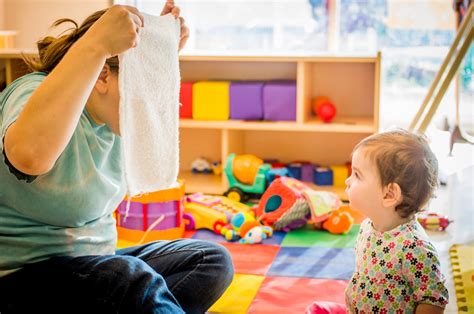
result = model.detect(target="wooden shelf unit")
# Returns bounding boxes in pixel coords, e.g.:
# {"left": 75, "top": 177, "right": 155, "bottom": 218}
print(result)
{"left": 178, "top": 54, "right": 381, "bottom": 199}
{"left": 0, "top": 51, "right": 381, "bottom": 199}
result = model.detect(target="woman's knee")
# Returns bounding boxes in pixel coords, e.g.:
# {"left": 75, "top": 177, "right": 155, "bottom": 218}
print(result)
{"left": 84, "top": 255, "right": 169, "bottom": 296}
{"left": 200, "top": 241, "right": 234, "bottom": 285}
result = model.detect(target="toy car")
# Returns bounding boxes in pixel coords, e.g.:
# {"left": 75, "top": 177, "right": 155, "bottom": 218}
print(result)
{"left": 417, "top": 212, "right": 451, "bottom": 231}
{"left": 191, "top": 157, "right": 212, "bottom": 174}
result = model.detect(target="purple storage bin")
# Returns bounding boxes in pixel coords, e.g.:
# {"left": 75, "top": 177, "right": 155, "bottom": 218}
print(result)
{"left": 118, "top": 200, "right": 178, "bottom": 231}
{"left": 229, "top": 82, "right": 264, "bottom": 120}
{"left": 300, "top": 163, "right": 315, "bottom": 182}
{"left": 262, "top": 81, "right": 297, "bottom": 121}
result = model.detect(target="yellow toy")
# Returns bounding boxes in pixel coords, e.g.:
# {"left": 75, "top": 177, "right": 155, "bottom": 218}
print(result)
{"left": 183, "top": 193, "right": 251, "bottom": 233}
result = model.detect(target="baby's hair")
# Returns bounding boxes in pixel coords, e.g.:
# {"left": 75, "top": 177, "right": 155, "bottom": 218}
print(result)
{"left": 23, "top": 9, "right": 119, "bottom": 74}
{"left": 353, "top": 129, "right": 438, "bottom": 218}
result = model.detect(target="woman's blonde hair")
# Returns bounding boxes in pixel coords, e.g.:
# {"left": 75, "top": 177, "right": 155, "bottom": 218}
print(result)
{"left": 23, "top": 9, "right": 118, "bottom": 74}
{"left": 353, "top": 129, "right": 439, "bottom": 218}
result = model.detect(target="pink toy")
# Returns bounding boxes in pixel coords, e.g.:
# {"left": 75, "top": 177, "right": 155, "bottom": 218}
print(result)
{"left": 306, "top": 301, "right": 347, "bottom": 314}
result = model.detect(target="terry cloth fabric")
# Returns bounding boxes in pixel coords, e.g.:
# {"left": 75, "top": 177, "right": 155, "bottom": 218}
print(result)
{"left": 118, "top": 13, "right": 181, "bottom": 196}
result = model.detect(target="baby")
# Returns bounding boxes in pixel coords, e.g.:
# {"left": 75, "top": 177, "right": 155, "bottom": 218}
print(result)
{"left": 308, "top": 129, "right": 449, "bottom": 314}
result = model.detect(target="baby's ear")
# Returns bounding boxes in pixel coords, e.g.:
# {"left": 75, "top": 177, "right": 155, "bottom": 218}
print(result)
{"left": 382, "top": 182, "right": 402, "bottom": 208}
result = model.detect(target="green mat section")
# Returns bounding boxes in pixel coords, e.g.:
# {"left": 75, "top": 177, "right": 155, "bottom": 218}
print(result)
{"left": 281, "top": 224, "right": 360, "bottom": 248}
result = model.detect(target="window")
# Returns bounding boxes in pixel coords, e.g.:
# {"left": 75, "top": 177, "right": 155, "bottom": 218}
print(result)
{"left": 130, "top": 0, "right": 468, "bottom": 132}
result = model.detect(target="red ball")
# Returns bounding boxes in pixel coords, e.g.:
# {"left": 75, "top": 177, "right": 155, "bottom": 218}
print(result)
{"left": 317, "top": 101, "right": 336, "bottom": 123}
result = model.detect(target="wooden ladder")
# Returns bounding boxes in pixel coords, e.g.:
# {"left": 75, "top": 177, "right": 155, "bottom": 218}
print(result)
{"left": 409, "top": 3, "right": 473, "bottom": 154}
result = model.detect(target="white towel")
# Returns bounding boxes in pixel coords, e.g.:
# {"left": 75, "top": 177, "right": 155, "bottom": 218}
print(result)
{"left": 118, "top": 13, "right": 181, "bottom": 196}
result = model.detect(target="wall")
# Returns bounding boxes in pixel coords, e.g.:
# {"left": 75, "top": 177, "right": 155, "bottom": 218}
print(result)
{"left": 0, "top": 0, "right": 4, "bottom": 29}
{"left": 4, "top": 0, "right": 111, "bottom": 49}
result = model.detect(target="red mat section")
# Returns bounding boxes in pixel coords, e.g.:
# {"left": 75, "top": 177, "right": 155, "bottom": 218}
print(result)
{"left": 248, "top": 276, "right": 348, "bottom": 313}
{"left": 220, "top": 242, "right": 281, "bottom": 276}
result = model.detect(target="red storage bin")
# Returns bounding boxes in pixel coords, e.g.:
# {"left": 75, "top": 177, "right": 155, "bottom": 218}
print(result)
{"left": 179, "top": 82, "right": 193, "bottom": 118}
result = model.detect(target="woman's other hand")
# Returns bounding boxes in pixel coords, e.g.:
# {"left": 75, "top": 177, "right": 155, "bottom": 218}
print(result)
{"left": 161, "top": 0, "right": 189, "bottom": 51}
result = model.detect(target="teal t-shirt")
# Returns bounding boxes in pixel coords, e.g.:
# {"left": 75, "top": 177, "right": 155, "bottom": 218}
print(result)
{"left": 0, "top": 72, "right": 126, "bottom": 277}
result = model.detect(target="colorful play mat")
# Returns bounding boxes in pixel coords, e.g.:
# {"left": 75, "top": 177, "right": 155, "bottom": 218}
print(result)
{"left": 117, "top": 207, "right": 366, "bottom": 313}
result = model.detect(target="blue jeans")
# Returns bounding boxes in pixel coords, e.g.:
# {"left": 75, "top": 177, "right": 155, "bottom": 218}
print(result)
{"left": 0, "top": 239, "right": 234, "bottom": 314}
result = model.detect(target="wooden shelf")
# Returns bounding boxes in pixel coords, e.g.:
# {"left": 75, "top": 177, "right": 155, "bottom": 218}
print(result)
{"left": 302, "top": 116, "right": 375, "bottom": 133}
{"left": 178, "top": 170, "right": 225, "bottom": 195}
{"left": 179, "top": 116, "right": 375, "bottom": 133}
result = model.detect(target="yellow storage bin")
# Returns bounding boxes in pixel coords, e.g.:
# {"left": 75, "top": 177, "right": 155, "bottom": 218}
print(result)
{"left": 192, "top": 81, "right": 230, "bottom": 120}
{"left": 330, "top": 165, "right": 349, "bottom": 187}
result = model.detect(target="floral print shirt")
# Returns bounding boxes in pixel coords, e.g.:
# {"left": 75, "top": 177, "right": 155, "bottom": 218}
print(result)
{"left": 345, "top": 219, "right": 449, "bottom": 313}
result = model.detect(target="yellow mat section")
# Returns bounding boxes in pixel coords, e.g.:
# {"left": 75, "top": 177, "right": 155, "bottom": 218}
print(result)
{"left": 450, "top": 243, "right": 474, "bottom": 313}
{"left": 208, "top": 274, "right": 265, "bottom": 313}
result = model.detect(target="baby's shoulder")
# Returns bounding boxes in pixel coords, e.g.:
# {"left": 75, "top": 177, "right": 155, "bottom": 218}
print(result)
{"left": 397, "top": 221, "right": 439, "bottom": 258}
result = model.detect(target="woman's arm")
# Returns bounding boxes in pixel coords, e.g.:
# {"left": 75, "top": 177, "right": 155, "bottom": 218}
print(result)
{"left": 4, "top": 5, "right": 143, "bottom": 176}
{"left": 415, "top": 303, "right": 444, "bottom": 314}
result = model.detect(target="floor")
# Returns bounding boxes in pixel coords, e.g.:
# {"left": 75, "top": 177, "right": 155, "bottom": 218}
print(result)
{"left": 416, "top": 132, "right": 474, "bottom": 314}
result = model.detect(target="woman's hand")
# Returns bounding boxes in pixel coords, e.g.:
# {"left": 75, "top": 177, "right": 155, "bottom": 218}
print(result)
{"left": 82, "top": 5, "right": 145, "bottom": 58}
{"left": 161, "top": 0, "right": 189, "bottom": 51}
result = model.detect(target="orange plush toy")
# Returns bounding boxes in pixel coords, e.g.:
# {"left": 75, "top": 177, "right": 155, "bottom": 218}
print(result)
{"left": 322, "top": 210, "right": 354, "bottom": 234}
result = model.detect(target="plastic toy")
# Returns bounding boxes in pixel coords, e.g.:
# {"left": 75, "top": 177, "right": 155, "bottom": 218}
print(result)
{"left": 417, "top": 212, "right": 452, "bottom": 231}
{"left": 239, "top": 224, "right": 273, "bottom": 244}
{"left": 224, "top": 153, "right": 271, "bottom": 202}
{"left": 312, "top": 96, "right": 336, "bottom": 123}
{"left": 317, "top": 102, "right": 336, "bottom": 123}
{"left": 183, "top": 193, "right": 251, "bottom": 233}
{"left": 212, "top": 161, "right": 222, "bottom": 176}
{"left": 191, "top": 157, "right": 212, "bottom": 174}
{"left": 218, "top": 211, "right": 256, "bottom": 241}
{"left": 115, "top": 181, "right": 186, "bottom": 244}
{"left": 217, "top": 211, "right": 274, "bottom": 244}
{"left": 266, "top": 167, "right": 292, "bottom": 184}
{"left": 265, "top": 159, "right": 287, "bottom": 168}
{"left": 184, "top": 194, "right": 273, "bottom": 244}
{"left": 311, "top": 96, "right": 330, "bottom": 115}
{"left": 322, "top": 209, "right": 354, "bottom": 234}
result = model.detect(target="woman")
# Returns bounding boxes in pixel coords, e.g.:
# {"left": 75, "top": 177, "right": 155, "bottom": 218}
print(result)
{"left": 0, "top": 2, "right": 233, "bottom": 313}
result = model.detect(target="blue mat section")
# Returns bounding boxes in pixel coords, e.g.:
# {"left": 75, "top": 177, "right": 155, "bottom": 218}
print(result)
{"left": 191, "top": 229, "right": 286, "bottom": 245}
{"left": 191, "top": 229, "right": 223, "bottom": 242}
{"left": 267, "top": 246, "right": 355, "bottom": 280}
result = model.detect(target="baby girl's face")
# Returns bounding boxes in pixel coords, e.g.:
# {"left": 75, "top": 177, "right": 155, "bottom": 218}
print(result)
{"left": 345, "top": 148, "right": 384, "bottom": 220}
